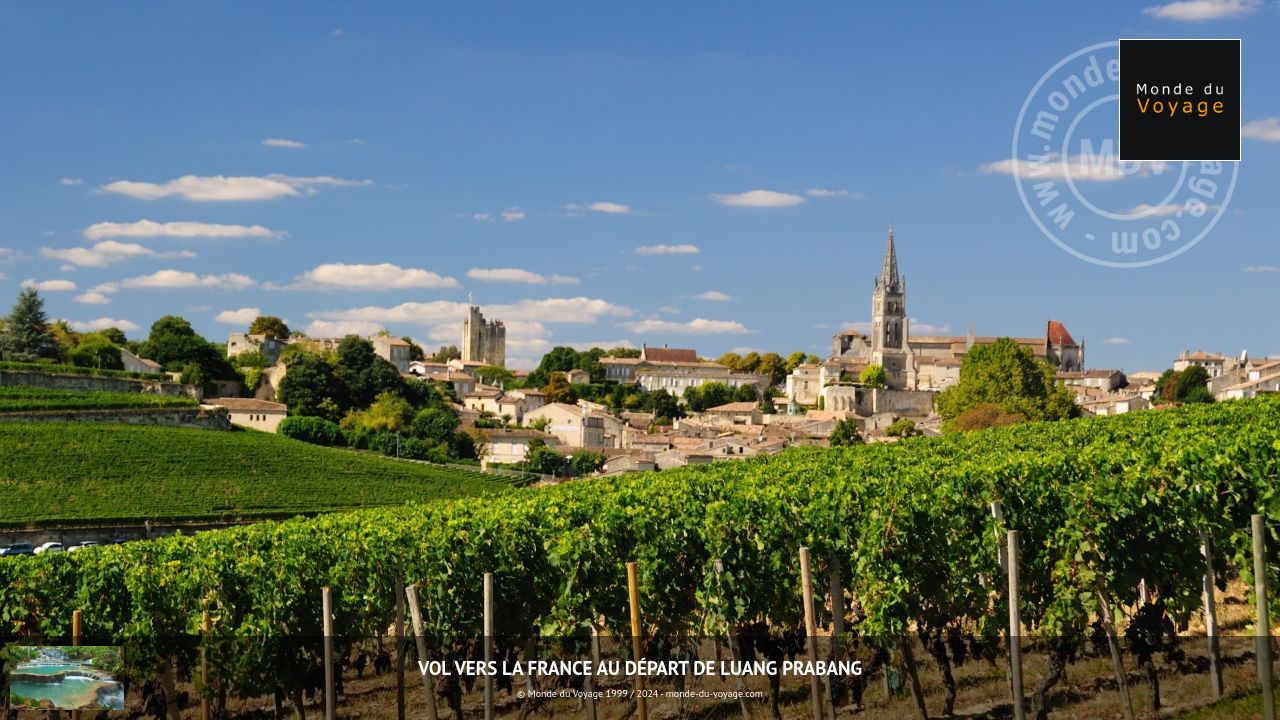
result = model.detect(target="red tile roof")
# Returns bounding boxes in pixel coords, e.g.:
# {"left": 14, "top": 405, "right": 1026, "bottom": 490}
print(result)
{"left": 641, "top": 346, "right": 699, "bottom": 363}
{"left": 1047, "top": 320, "right": 1076, "bottom": 347}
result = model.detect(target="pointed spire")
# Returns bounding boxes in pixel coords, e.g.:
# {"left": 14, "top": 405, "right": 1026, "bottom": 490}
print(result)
{"left": 879, "top": 224, "right": 901, "bottom": 292}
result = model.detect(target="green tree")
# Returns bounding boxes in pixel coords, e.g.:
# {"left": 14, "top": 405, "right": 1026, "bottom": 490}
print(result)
{"left": 278, "top": 352, "right": 344, "bottom": 420}
{"left": 646, "top": 389, "right": 685, "bottom": 422}
{"left": 885, "top": 418, "right": 920, "bottom": 437}
{"left": 142, "top": 315, "right": 237, "bottom": 388}
{"left": 335, "top": 335, "right": 404, "bottom": 408}
{"left": 732, "top": 384, "right": 759, "bottom": 402}
{"left": 860, "top": 364, "right": 887, "bottom": 389}
{"left": 785, "top": 351, "right": 808, "bottom": 374}
{"left": 524, "top": 438, "right": 565, "bottom": 476}
{"left": 828, "top": 418, "right": 864, "bottom": 446}
{"left": 401, "top": 336, "right": 425, "bottom": 362}
{"left": 67, "top": 332, "right": 124, "bottom": 370}
{"left": 684, "top": 381, "right": 733, "bottom": 412}
{"left": 1175, "top": 365, "right": 1213, "bottom": 403}
{"left": 248, "top": 315, "right": 290, "bottom": 339}
{"left": 528, "top": 346, "right": 579, "bottom": 387}
{"left": 99, "top": 326, "right": 128, "bottom": 346}
{"left": 410, "top": 406, "right": 460, "bottom": 443}
{"left": 570, "top": 450, "right": 606, "bottom": 476}
{"left": 428, "top": 345, "right": 461, "bottom": 363}
{"left": 475, "top": 365, "right": 515, "bottom": 386}
{"left": 757, "top": 352, "right": 787, "bottom": 386}
{"left": 935, "top": 338, "right": 1079, "bottom": 431}
{"left": 543, "top": 371, "right": 578, "bottom": 404}
{"left": 354, "top": 391, "right": 415, "bottom": 432}
{"left": 0, "top": 288, "right": 60, "bottom": 362}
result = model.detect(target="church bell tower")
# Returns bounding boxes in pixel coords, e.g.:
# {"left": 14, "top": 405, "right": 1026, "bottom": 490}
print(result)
{"left": 869, "top": 225, "right": 913, "bottom": 389}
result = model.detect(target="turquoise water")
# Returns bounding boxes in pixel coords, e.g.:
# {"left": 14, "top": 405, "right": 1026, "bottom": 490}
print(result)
{"left": 9, "top": 662, "right": 124, "bottom": 710}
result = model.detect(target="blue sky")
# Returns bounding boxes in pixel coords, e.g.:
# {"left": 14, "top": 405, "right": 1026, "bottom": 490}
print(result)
{"left": 0, "top": 1, "right": 1276, "bottom": 370}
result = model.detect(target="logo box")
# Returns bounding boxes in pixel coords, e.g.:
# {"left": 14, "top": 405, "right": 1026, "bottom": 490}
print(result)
{"left": 1119, "top": 39, "right": 1240, "bottom": 162}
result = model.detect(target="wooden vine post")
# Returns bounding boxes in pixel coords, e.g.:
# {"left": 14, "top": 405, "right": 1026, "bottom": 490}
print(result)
{"left": 484, "top": 572, "right": 495, "bottom": 720}
{"left": 798, "top": 547, "right": 825, "bottom": 720}
{"left": 1006, "top": 530, "right": 1025, "bottom": 720}
{"left": 826, "top": 557, "right": 842, "bottom": 718}
{"left": 73, "top": 610, "right": 83, "bottom": 720}
{"left": 1201, "top": 531, "right": 1222, "bottom": 699}
{"left": 323, "top": 586, "right": 335, "bottom": 720}
{"left": 404, "top": 584, "right": 440, "bottom": 720}
{"left": 1254, "top": 514, "right": 1275, "bottom": 720}
{"left": 626, "top": 561, "right": 648, "bottom": 720}
{"left": 1093, "top": 581, "right": 1135, "bottom": 720}
{"left": 395, "top": 580, "right": 407, "bottom": 720}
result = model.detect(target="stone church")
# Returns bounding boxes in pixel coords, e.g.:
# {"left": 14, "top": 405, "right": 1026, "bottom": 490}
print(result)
{"left": 792, "top": 226, "right": 1085, "bottom": 401}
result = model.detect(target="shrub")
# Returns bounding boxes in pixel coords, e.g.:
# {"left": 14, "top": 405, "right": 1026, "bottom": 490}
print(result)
{"left": 278, "top": 416, "right": 345, "bottom": 446}
{"left": 885, "top": 418, "right": 920, "bottom": 437}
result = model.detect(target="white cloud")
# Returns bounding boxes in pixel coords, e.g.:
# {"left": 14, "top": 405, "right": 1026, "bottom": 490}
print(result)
{"left": 1126, "top": 202, "right": 1221, "bottom": 217}
{"left": 0, "top": 271, "right": 5, "bottom": 280}
{"left": 694, "top": 290, "right": 733, "bottom": 302}
{"left": 566, "top": 339, "right": 635, "bottom": 351}
{"left": 658, "top": 306, "right": 682, "bottom": 315}
{"left": 1245, "top": 265, "right": 1279, "bottom": 273}
{"left": 215, "top": 307, "right": 263, "bottom": 325}
{"left": 472, "top": 212, "right": 492, "bottom": 221}
{"left": 1143, "top": 0, "right": 1259, "bottom": 21}
{"left": 620, "top": 318, "right": 749, "bottom": 335}
{"left": 41, "top": 241, "right": 197, "bottom": 268}
{"left": 73, "top": 291, "right": 111, "bottom": 305}
{"left": 805, "top": 188, "right": 864, "bottom": 199}
{"left": 841, "top": 318, "right": 951, "bottom": 335}
{"left": 466, "top": 268, "right": 579, "bottom": 285}
{"left": 69, "top": 317, "right": 140, "bottom": 332}
{"left": 262, "top": 138, "right": 307, "bottom": 149}
{"left": 0, "top": 248, "right": 24, "bottom": 263}
{"left": 1103, "top": 337, "right": 1132, "bottom": 345}
{"left": 59, "top": 177, "right": 82, "bottom": 186}
{"left": 711, "top": 189, "right": 806, "bottom": 208}
{"left": 980, "top": 154, "right": 1171, "bottom": 183}
{"left": 345, "top": 138, "right": 366, "bottom": 145}
{"left": 310, "top": 297, "right": 632, "bottom": 327}
{"left": 1242, "top": 117, "right": 1280, "bottom": 142}
{"left": 589, "top": 201, "right": 632, "bottom": 215}
{"left": 635, "top": 244, "right": 700, "bottom": 256}
{"left": 84, "top": 219, "right": 282, "bottom": 241}
{"left": 99, "top": 174, "right": 372, "bottom": 201}
{"left": 303, "top": 319, "right": 385, "bottom": 337}
{"left": 279, "top": 263, "right": 459, "bottom": 291}
{"left": 501, "top": 207, "right": 526, "bottom": 222}
{"left": 122, "top": 270, "right": 255, "bottom": 290}
{"left": 20, "top": 278, "right": 77, "bottom": 292}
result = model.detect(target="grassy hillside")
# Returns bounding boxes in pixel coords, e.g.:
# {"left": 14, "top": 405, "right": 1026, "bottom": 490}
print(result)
{"left": 0, "top": 422, "right": 512, "bottom": 527}
{"left": 0, "top": 386, "right": 197, "bottom": 412}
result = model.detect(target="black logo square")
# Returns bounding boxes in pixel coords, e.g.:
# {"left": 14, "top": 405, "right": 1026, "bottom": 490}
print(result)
{"left": 1119, "top": 39, "right": 1240, "bottom": 161}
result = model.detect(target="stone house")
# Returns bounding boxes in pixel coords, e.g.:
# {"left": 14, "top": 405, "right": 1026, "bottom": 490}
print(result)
{"left": 478, "top": 428, "right": 558, "bottom": 466}
{"left": 208, "top": 397, "right": 288, "bottom": 432}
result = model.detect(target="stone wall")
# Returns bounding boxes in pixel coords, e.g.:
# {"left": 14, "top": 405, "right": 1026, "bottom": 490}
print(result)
{"left": 0, "top": 405, "right": 231, "bottom": 430}
{"left": 869, "top": 388, "right": 936, "bottom": 416}
{"left": 0, "top": 518, "right": 261, "bottom": 548}
{"left": 0, "top": 369, "right": 200, "bottom": 398}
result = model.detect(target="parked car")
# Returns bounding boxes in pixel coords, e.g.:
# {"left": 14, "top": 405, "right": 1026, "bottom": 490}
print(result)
{"left": 34, "top": 542, "right": 64, "bottom": 554}
{"left": 0, "top": 543, "right": 35, "bottom": 556}
{"left": 68, "top": 541, "right": 100, "bottom": 553}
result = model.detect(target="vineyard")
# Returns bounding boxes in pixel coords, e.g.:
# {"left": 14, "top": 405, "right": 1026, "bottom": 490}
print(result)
{"left": 0, "top": 423, "right": 513, "bottom": 527}
{"left": 2, "top": 397, "right": 1280, "bottom": 719}
{"left": 0, "top": 360, "right": 168, "bottom": 381}
{"left": 0, "top": 387, "right": 198, "bottom": 412}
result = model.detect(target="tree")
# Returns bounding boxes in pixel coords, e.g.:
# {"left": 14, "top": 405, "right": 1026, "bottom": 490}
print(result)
{"left": 428, "top": 345, "right": 461, "bottom": 363}
{"left": 785, "top": 351, "right": 808, "bottom": 374}
{"left": 732, "top": 384, "right": 758, "bottom": 402}
{"left": 49, "top": 320, "right": 78, "bottom": 361}
{"left": 410, "top": 406, "right": 460, "bottom": 443}
{"left": 524, "top": 438, "right": 565, "bottom": 476}
{"left": 68, "top": 332, "right": 124, "bottom": 370}
{"left": 278, "top": 352, "right": 344, "bottom": 420}
{"left": 278, "top": 416, "right": 345, "bottom": 446}
{"left": 401, "top": 336, "right": 425, "bottom": 362}
{"left": 248, "top": 315, "right": 290, "bottom": 339}
{"left": 141, "top": 315, "right": 237, "bottom": 389}
{"left": 828, "top": 418, "right": 864, "bottom": 446}
{"left": 354, "top": 391, "right": 415, "bottom": 432}
{"left": 99, "top": 327, "right": 128, "bottom": 346}
{"left": 543, "top": 372, "right": 578, "bottom": 404}
{"left": 528, "top": 346, "right": 579, "bottom": 387}
{"left": 759, "top": 387, "right": 777, "bottom": 415}
{"left": 646, "top": 389, "right": 685, "bottom": 422}
{"left": 570, "top": 450, "right": 606, "bottom": 476}
{"left": 684, "top": 382, "right": 733, "bottom": 412}
{"left": 935, "top": 338, "right": 1079, "bottom": 431}
{"left": 1175, "top": 365, "right": 1213, "bottom": 403}
{"left": 475, "top": 365, "right": 515, "bottom": 387}
{"left": 860, "top": 364, "right": 887, "bottom": 389}
{"left": 949, "top": 403, "right": 1027, "bottom": 432}
{"left": 885, "top": 418, "right": 920, "bottom": 438}
{"left": 0, "top": 289, "right": 60, "bottom": 362}
{"left": 757, "top": 352, "right": 787, "bottom": 387}
{"left": 335, "top": 335, "right": 404, "bottom": 408}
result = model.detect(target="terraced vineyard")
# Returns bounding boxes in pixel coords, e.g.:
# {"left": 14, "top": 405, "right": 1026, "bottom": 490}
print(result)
{"left": 0, "top": 422, "right": 513, "bottom": 527}
{"left": 0, "top": 386, "right": 198, "bottom": 412}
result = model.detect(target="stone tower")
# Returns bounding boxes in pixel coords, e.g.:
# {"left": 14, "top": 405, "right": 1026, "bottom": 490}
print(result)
{"left": 869, "top": 225, "right": 914, "bottom": 390}
{"left": 461, "top": 304, "right": 506, "bottom": 367}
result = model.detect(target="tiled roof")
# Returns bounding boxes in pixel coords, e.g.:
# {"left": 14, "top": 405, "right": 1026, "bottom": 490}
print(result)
{"left": 641, "top": 346, "right": 699, "bottom": 363}
{"left": 208, "top": 397, "right": 287, "bottom": 412}
{"left": 1047, "top": 320, "right": 1076, "bottom": 347}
